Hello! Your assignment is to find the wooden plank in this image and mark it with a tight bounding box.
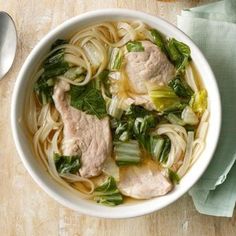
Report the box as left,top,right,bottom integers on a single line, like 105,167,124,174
0,0,235,235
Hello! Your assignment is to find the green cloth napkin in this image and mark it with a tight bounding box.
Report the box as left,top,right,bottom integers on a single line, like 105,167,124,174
177,0,236,217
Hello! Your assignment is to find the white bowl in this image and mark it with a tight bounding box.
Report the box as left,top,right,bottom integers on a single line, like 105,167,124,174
11,9,221,218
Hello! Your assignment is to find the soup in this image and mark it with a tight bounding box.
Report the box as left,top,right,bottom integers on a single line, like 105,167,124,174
26,21,209,206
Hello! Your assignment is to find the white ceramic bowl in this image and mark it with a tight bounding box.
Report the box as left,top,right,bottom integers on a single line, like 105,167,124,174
11,9,221,218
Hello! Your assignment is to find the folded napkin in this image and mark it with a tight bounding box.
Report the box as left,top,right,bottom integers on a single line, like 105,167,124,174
177,0,236,217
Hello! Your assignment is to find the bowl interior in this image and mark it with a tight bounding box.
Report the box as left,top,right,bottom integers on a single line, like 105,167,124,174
11,9,221,218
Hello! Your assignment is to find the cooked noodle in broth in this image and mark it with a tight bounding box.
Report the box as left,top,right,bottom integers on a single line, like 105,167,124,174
26,20,209,205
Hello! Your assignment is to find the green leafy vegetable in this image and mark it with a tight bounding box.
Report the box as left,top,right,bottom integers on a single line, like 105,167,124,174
70,82,107,119
54,153,81,174
150,29,166,52
166,113,185,126
109,48,123,71
126,41,144,52
42,52,69,79
172,39,191,57
114,105,158,142
126,104,153,118
168,169,180,184
35,39,69,104
159,137,171,163
114,119,134,142
64,67,86,81
108,96,124,119
112,104,171,165
147,135,165,161
184,125,196,132
98,70,110,81
181,106,199,125
166,39,182,63
149,30,192,74
114,140,141,166
83,42,102,68
168,75,193,99
93,176,123,206
149,86,185,112
133,115,157,136
133,115,158,146
42,39,69,79
146,135,171,163
34,78,55,105
98,70,111,97
166,38,191,73
51,39,68,50
190,89,208,115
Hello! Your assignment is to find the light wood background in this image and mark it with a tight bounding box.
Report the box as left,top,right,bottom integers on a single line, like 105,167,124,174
0,0,235,235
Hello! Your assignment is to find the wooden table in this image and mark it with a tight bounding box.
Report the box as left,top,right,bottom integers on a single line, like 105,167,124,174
0,0,235,235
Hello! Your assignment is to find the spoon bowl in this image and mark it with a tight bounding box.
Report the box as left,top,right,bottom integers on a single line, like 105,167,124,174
0,12,17,80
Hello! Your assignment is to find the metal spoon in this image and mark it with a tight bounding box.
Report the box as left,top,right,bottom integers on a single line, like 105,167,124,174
0,12,17,80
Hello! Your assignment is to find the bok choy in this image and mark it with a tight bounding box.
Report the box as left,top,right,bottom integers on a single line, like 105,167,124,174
168,169,180,184
64,66,86,81
159,137,171,163
54,153,81,174
114,140,141,166
168,75,193,99
108,48,123,71
70,81,107,119
181,106,199,125
166,113,186,126
149,29,191,74
166,38,191,73
133,115,157,146
149,86,184,112
147,135,165,161
34,39,69,104
114,119,134,142
146,135,171,164
150,29,166,53
98,70,112,97
83,42,102,69
190,89,208,115
114,105,157,142
93,176,123,206
126,41,144,52
108,96,124,119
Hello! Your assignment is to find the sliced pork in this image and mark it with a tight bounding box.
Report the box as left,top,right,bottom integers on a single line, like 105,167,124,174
125,40,175,94
118,161,173,199
53,80,112,178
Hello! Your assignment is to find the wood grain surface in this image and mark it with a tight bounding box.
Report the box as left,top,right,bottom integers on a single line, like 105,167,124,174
0,0,235,235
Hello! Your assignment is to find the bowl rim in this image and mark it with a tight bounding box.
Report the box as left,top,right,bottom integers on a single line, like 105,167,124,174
11,8,221,218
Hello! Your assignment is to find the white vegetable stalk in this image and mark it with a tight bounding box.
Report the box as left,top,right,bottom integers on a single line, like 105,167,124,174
83,41,102,69
108,48,123,71
159,132,183,168
102,157,120,181
155,124,188,168
108,96,124,119
181,106,199,125
64,66,85,80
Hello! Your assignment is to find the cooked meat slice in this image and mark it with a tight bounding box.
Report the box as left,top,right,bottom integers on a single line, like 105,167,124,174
52,80,112,178
118,161,173,199
125,40,175,94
